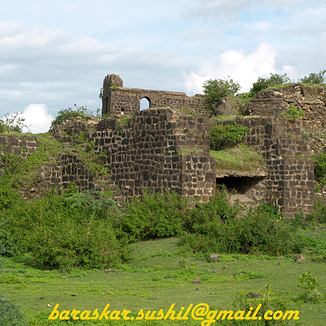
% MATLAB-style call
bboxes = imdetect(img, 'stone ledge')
[216,169,267,178]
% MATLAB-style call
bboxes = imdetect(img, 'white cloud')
[20,104,53,134]
[0,21,195,118]
[184,43,280,94]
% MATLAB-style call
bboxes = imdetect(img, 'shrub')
[0,112,28,133]
[0,297,29,326]
[118,190,190,241]
[209,123,249,150]
[299,70,326,85]
[249,73,290,97]
[2,192,130,269]
[51,104,89,127]
[230,285,290,326]
[180,199,295,256]
[1,217,28,326]
[281,103,304,122]
[202,78,241,115]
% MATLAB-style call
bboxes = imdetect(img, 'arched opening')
[140,97,150,111]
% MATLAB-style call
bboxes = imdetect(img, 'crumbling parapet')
[101,74,204,117]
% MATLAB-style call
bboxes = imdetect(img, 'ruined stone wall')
[0,135,39,157]
[238,117,314,217]
[0,132,103,198]
[101,74,204,117]
[248,84,326,129]
[90,107,216,202]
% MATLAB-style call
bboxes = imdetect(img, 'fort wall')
[101,74,204,116]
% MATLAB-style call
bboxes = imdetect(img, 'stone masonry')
[101,74,204,116]
[1,76,320,217]
[90,107,216,203]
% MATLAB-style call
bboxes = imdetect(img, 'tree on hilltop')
[202,77,241,116]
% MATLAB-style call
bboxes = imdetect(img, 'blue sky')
[1,0,326,132]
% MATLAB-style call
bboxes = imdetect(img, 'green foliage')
[209,123,249,150]
[99,87,104,99]
[299,70,326,84]
[297,272,321,303]
[280,103,304,122]
[0,297,29,326]
[51,104,89,127]
[63,190,120,214]
[118,191,190,241]
[229,286,291,326]
[249,73,290,97]
[118,116,131,128]
[1,191,130,270]
[202,78,241,115]
[0,112,28,133]
[1,220,28,325]
[211,144,265,171]
[180,193,295,256]
[293,201,326,229]
[110,83,120,91]
[314,152,326,187]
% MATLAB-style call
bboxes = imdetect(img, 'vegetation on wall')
[248,73,290,97]
[299,70,326,85]
[51,104,90,127]
[210,144,265,172]
[0,112,28,133]
[281,103,304,122]
[314,152,326,188]
[202,78,241,115]
[209,123,249,151]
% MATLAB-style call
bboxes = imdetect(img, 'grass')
[179,148,202,155]
[1,132,111,192]
[210,144,265,172]
[213,115,237,122]
[1,230,326,325]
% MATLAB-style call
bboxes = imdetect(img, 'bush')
[51,104,89,127]
[209,123,249,150]
[314,152,326,187]
[0,297,28,326]
[118,190,190,241]
[0,112,27,133]
[2,192,130,269]
[281,103,304,122]
[202,78,241,115]
[249,73,290,97]
[1,213,28,326]
[299,70,326,85]
[180,197,295,256]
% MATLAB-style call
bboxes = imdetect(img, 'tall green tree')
[202,78,240,115]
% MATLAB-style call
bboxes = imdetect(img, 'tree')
[202,78,241,115]
[299,70,326,84]
[249,73,290,97]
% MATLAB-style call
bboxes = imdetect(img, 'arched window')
[139,97,150,111]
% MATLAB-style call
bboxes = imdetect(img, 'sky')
[1,0,326,133]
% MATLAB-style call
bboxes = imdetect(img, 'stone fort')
[2,74,325,218]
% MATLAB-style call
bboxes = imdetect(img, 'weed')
[179,148,202,154]
[281,104,304,122]
[297,272,323,303]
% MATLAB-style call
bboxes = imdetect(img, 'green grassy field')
[1,231,326,326]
